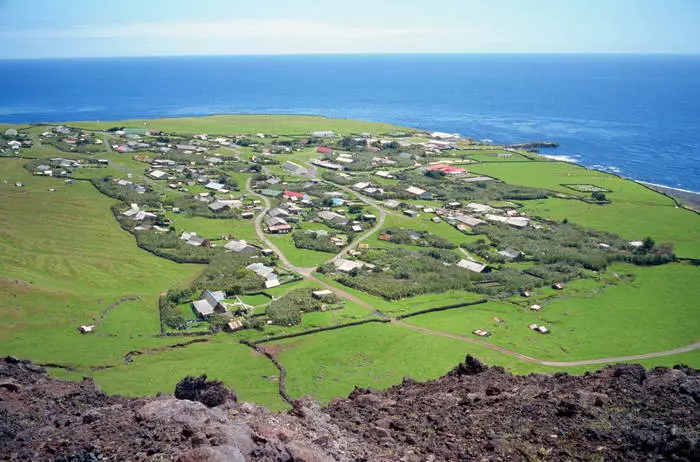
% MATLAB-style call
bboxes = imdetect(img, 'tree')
[642,236,655,252]
[591,191,607,202]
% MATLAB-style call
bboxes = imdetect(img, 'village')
[5,122,674,343]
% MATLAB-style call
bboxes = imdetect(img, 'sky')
[1,0,699,59]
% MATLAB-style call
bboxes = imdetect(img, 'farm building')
[456,259,488,273]
[224,240,257,254]
[192,290,228,318]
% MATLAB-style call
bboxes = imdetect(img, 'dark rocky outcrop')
[1,355,698,461]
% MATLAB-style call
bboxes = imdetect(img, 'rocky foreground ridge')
[0,355,698,461]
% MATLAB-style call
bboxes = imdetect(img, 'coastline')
[637,181,700,210]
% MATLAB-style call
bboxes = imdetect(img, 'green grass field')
[268,233,333,268]
[67,114,414,137]
[405,263,700,362]
[167,213,260,243]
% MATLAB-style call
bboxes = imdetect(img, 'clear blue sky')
[1,0,698,59]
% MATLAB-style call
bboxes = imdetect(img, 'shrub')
[174,374,237,407]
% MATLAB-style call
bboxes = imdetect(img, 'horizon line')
[2,51,700,61]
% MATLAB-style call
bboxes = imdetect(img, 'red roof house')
[283,190,304,199]
[427,163,466,175]
[317,146,332,154]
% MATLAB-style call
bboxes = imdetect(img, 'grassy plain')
[406,263,700,361]
[268,233,333,268]
[0,159,203,365]
[68,114,413,137]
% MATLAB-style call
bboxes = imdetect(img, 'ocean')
[1,54,699,191]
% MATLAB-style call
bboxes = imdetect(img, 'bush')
[174,374,237,407]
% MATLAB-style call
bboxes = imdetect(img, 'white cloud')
[3,18,482,42]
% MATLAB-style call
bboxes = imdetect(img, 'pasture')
[69,114,414,137]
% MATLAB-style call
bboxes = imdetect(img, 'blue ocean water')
[1,54,699,190]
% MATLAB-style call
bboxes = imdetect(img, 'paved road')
[247,176,700,367]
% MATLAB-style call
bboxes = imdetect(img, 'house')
[260,189,283,198]
[205,182,226,191]
[224,240,257,254]
[208,201,228,213]
[336,156,353,164]
[453,214,485,227]
[312,159,344,171]
[363,187,383,196]
[268,207,291,218]
[552,282,565,290]
[521,290,532,298]
[317,210,349,226]
[265,216,292,234]
[283,190,305,200]
[147,169,169,180]
[485,214,530,228]
[312,131,335,138]
[351,225,363,232]
[498,248,523,260]
[180,232,210,247]
[192,290,228,317]
[4,128,18,136]
[241,211,255,219]
[317,146,332,154]
[282,161,307,175]
[78,325,95,334]
[383,199,401,209]
[427,163,467,175]
[403,210,419,218]
[375,171,394,179]
[312,289,334,299]
[333,258,365,273]
[457,259,488,273]
[466,203,493,214]
[406,186,426,196]
[529,304,542,312]
[353,182,371,191]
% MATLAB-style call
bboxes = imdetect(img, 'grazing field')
[268,233,333,268]
[0,159,205,366]
[469,161,700,258]
[405,263,700,362]
[69,114,413,137]
[166,213,260,243]
[0,158,283,406]
[87,335,286,410]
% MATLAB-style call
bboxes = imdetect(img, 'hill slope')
[1,355,698,461]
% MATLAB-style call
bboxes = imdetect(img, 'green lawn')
[167,213,260,243]
[68,115,414,137]
[406,263,700,362]
[88,335,286,410]
[268,233,333,268]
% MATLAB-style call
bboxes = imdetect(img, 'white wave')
[540,154,579,163]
